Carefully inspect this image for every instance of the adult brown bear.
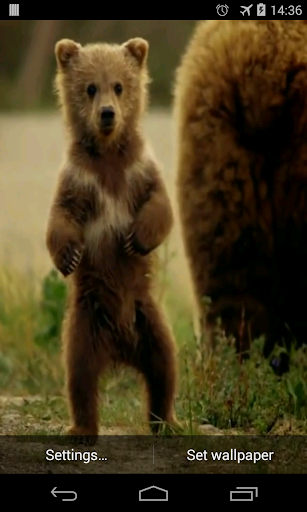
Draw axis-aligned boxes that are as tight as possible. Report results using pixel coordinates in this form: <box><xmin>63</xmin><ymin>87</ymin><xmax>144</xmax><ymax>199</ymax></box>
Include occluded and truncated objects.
<box><xmin>174</xmin><ymin>20</ymin><xmax>307</xmax><ymax>374</ymax></box>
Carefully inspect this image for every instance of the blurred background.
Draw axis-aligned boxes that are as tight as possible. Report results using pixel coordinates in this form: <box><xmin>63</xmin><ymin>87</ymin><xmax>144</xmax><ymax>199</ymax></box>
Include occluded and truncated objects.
<box><xmin>0</xmin><ymin>20</ymin><xmax>197</xmax><ymax>109</ymax></box>
<box><xmin>1</xmin><ymin>21</ymin><xmax>306</xmax><ymax>437</ymax></box>
<box><xmin>0</xmin><ymin>20</ymin><xmax>198</xmax><ymax>297</ymax></box>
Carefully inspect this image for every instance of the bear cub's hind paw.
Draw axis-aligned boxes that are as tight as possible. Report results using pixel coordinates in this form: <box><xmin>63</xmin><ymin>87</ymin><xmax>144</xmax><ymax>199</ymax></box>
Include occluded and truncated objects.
<box><xmin>66</xmin><ymin>426</ymin><xmax>98</xmax><ymax>446</ymax></box>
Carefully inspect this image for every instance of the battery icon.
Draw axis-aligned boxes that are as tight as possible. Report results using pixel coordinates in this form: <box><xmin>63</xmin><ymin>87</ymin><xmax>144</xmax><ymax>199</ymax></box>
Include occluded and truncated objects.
<box><xmin>9</xmin><ymin>3</ymin><xmax>19</xmax><ymax>15</ymax></box>
<box><xmin>257</xmin><ymin>3</ymin><xmax>266</xmax><ymax>15</ymax></box>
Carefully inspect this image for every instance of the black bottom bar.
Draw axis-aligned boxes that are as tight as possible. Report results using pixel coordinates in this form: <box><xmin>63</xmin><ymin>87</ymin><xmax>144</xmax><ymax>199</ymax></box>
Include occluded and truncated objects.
<box><xmin>0</xmin><ymin>474</ymin><xmax>303</xmax><ymax>506</ymax></box>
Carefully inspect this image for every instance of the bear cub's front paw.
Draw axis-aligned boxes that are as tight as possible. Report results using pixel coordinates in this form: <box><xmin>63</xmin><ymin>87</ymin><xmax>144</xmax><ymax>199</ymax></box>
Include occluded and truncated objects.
<box><xmin>56</xmin><ymin>241</ymin><xmax>84</xmax><ymax>276</ymax></box>
<box><xmin>124</xmin><ymin>230</ymin><xmax>151</xmax><ymax>256</ymax></box>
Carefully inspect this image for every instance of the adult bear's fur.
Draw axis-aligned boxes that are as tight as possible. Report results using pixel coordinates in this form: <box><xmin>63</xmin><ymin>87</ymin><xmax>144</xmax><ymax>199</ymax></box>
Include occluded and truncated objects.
<box><xmin>174</xmin><ymin>20</ymin><xmax>307</xmax><ymax>373</ymax></box>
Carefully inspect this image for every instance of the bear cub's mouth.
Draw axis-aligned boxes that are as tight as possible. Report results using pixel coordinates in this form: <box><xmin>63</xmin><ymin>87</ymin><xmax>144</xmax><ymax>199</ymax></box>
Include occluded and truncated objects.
<box><xmin>100</xmin><ymin>126</ymin><xmax>115</xmax><ymax>136</ymax></box>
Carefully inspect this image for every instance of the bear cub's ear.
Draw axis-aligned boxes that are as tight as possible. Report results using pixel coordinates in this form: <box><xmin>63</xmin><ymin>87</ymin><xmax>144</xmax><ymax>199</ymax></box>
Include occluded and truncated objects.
<box><xmin>123</xmin><ymin>38</ymin><xmax>149</xmax><ymax>67</ymax></box>
<box><xmin>55</xmin><ymin>39</ymin><xmax>81</xmax><ymax>68</ymax></box>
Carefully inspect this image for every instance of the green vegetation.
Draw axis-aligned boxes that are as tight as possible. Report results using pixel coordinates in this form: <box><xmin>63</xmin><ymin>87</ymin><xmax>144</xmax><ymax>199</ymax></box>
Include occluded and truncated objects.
<box><xmin>1</xmin><ymin>262</ymin><xmax>307</xmax><ymax>436</ymax></box>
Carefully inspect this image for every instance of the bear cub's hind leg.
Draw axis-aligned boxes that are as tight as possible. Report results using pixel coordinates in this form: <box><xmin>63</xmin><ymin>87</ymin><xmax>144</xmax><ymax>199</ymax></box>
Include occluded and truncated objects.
<box><xmin>133</xmin><ymin>299</ymin><xmax>178</xmax><ymax>434</ymax></box>
<box><xmin>63</xmin><ymin>311</ymin><xmax>106</xmax><ymax>444</ymax></box>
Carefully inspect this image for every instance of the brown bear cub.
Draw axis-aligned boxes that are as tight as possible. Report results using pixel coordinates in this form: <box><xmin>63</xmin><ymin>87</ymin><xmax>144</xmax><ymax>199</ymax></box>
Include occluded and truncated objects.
<box><xmin>174</xmin><ymin>20</ymin><xmax>307</xmax><ymax>374</ymax></box>
<box><xmin>46</xmin><ymin>37</ymin><xmax>177</xmax><ymax>441</ymax></box>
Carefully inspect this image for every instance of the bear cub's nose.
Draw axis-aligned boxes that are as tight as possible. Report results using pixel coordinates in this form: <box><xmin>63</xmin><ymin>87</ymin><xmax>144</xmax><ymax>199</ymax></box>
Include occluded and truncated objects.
<box><xmin>101</xmin><ymin>106</ymin><xmax>115</xmax><ymax>126</ymax></box>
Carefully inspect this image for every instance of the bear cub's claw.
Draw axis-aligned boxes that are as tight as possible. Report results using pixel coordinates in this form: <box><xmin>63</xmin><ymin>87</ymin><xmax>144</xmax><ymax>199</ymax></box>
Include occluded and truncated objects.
<box><xmin>124</xmin><ymin>231</ymin><xmax>151</xmax><ymax>256</ymax></box>
<box><xmin>58</xmin><ymin>242</ymin><xmax>84</xmax><ymax>277</ymax></box>
<box><xmin>124</xmin><ymin>231</ymin><xmax>137</xmax><ymax>255</ymax></box>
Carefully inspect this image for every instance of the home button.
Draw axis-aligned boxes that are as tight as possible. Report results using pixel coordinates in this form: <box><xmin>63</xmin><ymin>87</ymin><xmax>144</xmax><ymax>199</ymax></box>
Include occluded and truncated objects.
<box><xmin>139</xmin><ymin>486</ymin><xmax>168</xmax><ymax>501</ymax></box>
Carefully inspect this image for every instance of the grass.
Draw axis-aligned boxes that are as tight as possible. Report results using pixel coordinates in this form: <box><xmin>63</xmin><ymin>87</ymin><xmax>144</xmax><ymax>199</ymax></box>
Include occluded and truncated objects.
<box><xmin>1</xmin><ymin>259</ymin><xmax>307</xmax><ymax>436</ymax></box>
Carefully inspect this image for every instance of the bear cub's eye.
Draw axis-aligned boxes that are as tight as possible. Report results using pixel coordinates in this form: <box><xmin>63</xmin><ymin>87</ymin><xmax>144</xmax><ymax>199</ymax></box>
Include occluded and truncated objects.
<box><xmin>114</xmin><ymin>83</ymin><xmax>123</xmax><ymax>96</ymax></box>
<box><xmin>87</xmin><ymin>84</ymin><xmax>97</xmax><ymax>97</ymax></box>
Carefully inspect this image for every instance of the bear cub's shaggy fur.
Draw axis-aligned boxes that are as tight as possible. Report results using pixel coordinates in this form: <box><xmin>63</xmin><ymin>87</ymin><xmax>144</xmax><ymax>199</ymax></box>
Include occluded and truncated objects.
<box><xmin>46</xmin><ymin>37</ymin><xmax>178</xmax><ymax>441</ymax></box>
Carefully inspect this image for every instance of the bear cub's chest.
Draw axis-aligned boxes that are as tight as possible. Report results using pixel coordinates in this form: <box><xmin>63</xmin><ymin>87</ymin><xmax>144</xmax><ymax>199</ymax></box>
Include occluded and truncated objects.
<box><xmin>83</xmin><ymin>177</ymin><xmax>135</xmax><ymax>251</ymax></box>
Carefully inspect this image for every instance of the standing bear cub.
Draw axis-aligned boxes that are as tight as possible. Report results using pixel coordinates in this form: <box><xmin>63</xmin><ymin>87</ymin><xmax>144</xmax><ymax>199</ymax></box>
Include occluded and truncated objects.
<box><xmin>46</xmin><ymin>37</ymin><xmax>178</xmax><ymax>441</ymax></box>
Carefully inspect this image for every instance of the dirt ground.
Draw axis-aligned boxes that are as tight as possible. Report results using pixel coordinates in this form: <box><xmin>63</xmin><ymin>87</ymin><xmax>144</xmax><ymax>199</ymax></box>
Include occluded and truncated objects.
<box><xmin>0</xmin><ymin>109</ymin><xmax>194</xmax><ymax>310</ymax></box>
<box><xmin>1</xmin><ymin>395</ymin><xmax>305</xmax><ymax>474</ymax></box>
<box><xmin>2</xmin><ymin>397</ymin><xmax>304</xmax><ymax>476</ymax></box>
